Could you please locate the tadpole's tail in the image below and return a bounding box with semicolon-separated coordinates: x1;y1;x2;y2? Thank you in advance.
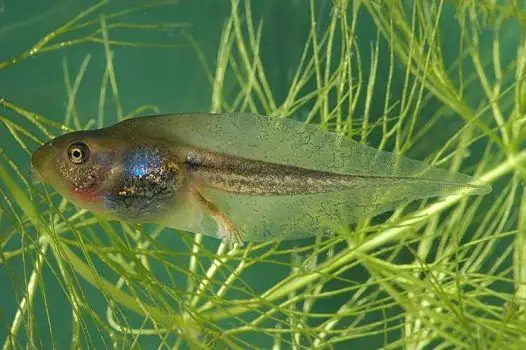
185;148;491;196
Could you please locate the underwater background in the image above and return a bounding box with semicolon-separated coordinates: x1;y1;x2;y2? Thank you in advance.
1;0;526;349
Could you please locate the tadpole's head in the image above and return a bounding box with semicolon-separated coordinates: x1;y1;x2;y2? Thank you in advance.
31;129;126;213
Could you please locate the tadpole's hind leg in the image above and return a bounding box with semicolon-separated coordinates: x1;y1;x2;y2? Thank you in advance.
190;189;245;247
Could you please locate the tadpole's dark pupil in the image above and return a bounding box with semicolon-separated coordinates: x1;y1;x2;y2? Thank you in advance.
67;142;89;164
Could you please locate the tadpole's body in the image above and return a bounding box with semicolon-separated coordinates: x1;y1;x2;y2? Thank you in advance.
31;113;491;244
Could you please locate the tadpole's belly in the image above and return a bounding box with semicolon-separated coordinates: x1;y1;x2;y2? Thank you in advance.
102;147;181;220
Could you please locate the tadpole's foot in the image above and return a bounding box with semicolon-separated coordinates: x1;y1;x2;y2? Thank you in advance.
190;188;245;248
217;215;245;249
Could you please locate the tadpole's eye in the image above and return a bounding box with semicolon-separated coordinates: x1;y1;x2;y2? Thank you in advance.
67;142;90;164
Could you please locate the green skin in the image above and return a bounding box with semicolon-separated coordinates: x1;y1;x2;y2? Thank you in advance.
31;113;490;244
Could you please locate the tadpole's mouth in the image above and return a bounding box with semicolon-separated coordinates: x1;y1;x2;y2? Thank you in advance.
30;164;42;184
30;142;55;184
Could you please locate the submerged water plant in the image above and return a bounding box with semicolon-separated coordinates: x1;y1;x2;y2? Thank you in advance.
1;0;526;348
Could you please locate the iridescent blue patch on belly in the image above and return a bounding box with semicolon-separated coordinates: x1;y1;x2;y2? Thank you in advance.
124;148;162;179
103;147;179;219
131;164;147;178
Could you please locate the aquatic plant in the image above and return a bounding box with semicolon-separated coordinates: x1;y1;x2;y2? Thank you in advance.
1;0;525;348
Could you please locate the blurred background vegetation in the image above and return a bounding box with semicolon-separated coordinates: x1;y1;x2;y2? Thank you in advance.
1;0;526;348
